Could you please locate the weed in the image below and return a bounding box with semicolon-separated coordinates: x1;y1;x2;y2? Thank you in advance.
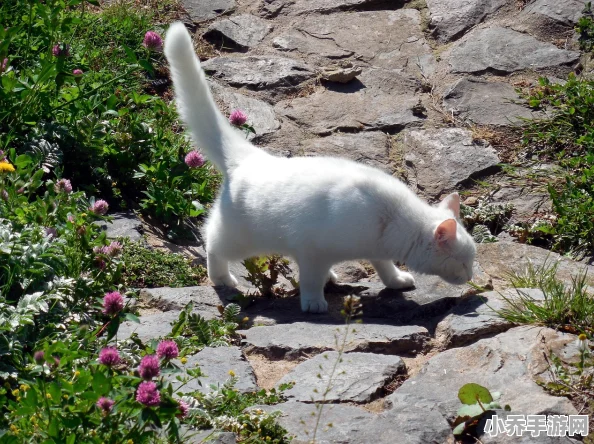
242;255;298;298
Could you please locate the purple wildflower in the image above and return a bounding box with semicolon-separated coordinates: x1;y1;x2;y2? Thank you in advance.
72;69;83;76
156;340;179;360
1;58;7;73
138;355;160;380
142;31;163;51
93;245;109;255
44;227;58;239
106;241;123;257
67;215;75;223
96;397;115;413
54;178;72;194
229;109;248;126
16;187;24;194
34;351;45;364
177;399;190;418
1;189;8;201
0;150;4;161
184;150;205;168
90;199;109;215
98;347;121;367
136;381;161;406
52;43;70;57
102;291;124;316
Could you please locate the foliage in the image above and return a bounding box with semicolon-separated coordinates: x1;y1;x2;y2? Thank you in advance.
452;383;505;437
470;224;497;243
521;74;594;256
121;240;206;288
168;302;244;356
0;0;216;227
577;2;594;52
242;255;298;298
497;260;594;335
461;199;513;242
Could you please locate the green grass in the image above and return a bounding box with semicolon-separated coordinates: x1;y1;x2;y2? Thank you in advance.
121;240;206;288
496;260;594;334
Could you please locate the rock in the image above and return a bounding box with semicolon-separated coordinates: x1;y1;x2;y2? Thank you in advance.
278;351;405;403
118;310;183;342
204;15;272;49
240;323;429;359
96;212;143;242
182;430;237;444
260;0;405;17
435;290;515;348
183;0;235;22
136;285;240;318
401;128;499;198
202;56;314;92
321;66;363;83
169;346;258;394
443;78;540;126
476;410;581;443
297;132;392;173
426;0;507;42
210;81;280;141
513;0;586;41
275;68;423;135
475;242;594;290
258;401;455;443
464;196;479;206
332;261;368;283
271;10;431;72
388;326;578;421
449;27;580;74
491;186;551;221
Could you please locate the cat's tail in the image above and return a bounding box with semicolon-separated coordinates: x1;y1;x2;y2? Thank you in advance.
164;22;257;174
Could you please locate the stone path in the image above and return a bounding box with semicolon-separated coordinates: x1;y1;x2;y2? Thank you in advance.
109;0;594;441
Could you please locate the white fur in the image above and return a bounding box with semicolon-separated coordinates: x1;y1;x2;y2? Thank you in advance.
164;23;477;313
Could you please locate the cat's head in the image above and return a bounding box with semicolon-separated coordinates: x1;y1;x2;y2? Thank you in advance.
423;193;476;285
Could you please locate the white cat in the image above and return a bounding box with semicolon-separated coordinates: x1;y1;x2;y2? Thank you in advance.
164;22;476;313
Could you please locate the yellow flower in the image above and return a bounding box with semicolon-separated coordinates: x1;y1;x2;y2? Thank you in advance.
127;440;134;444
80;213;87;218
180;357;188;365
242;317;249;322
63;394;68;400
19;384;29;392
11;389;19;397
89;430;97;437
46;393;52;399
0;161;15;173
228;370;236;377
9;424;19;434
74;370;80;377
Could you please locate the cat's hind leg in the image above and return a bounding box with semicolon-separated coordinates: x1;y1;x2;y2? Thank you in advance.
371;260;415;290
205;208;239;287
298;258;330;313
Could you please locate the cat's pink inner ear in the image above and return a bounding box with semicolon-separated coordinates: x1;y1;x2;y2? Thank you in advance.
439;193;461;219
435;219;457;247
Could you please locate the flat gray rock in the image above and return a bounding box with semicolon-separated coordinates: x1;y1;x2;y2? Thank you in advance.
258;401;454;443
259;0;401;17
402;128;499;198
435;290;515;348
275;68;423;135
513;0;586;41
202;56;314;91
450;27;580;74
332;261;368;283
388;326;578;421
491;185;551;221
210;81;280;141
476;241;594;290
443;78;540;126
427;0;507;42
240;323;429;359
169;346;257;394
96;212;143;242
118;310;182;342
271;10;431;72
278;351;405;403
298;132;392;173
183;0;235;22
204;15;272;49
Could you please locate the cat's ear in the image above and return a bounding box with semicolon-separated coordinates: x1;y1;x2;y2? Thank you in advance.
438;193;460;219
434;219;457;248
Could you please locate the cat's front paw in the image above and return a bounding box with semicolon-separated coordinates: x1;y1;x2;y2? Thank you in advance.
301;295;329;313
386;271;415;290
211;273;239;287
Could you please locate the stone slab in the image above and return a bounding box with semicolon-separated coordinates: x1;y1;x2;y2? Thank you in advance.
183;0;235;22
402;128;500;198
450;27;580;74
240;322;429;359
278;351;405;403
259;0;405;17
513;0;586;41
96;212;143;242
204;14;272;49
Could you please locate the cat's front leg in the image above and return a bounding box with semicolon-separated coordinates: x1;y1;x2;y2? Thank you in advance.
298;259;330;313
207;251;239;287
371;260;415;290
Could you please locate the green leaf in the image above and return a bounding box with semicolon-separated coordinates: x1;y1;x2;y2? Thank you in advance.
125;313;140;323
123;46;138;64
92;371;110;395
457;403;484;418
458;383;493;405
